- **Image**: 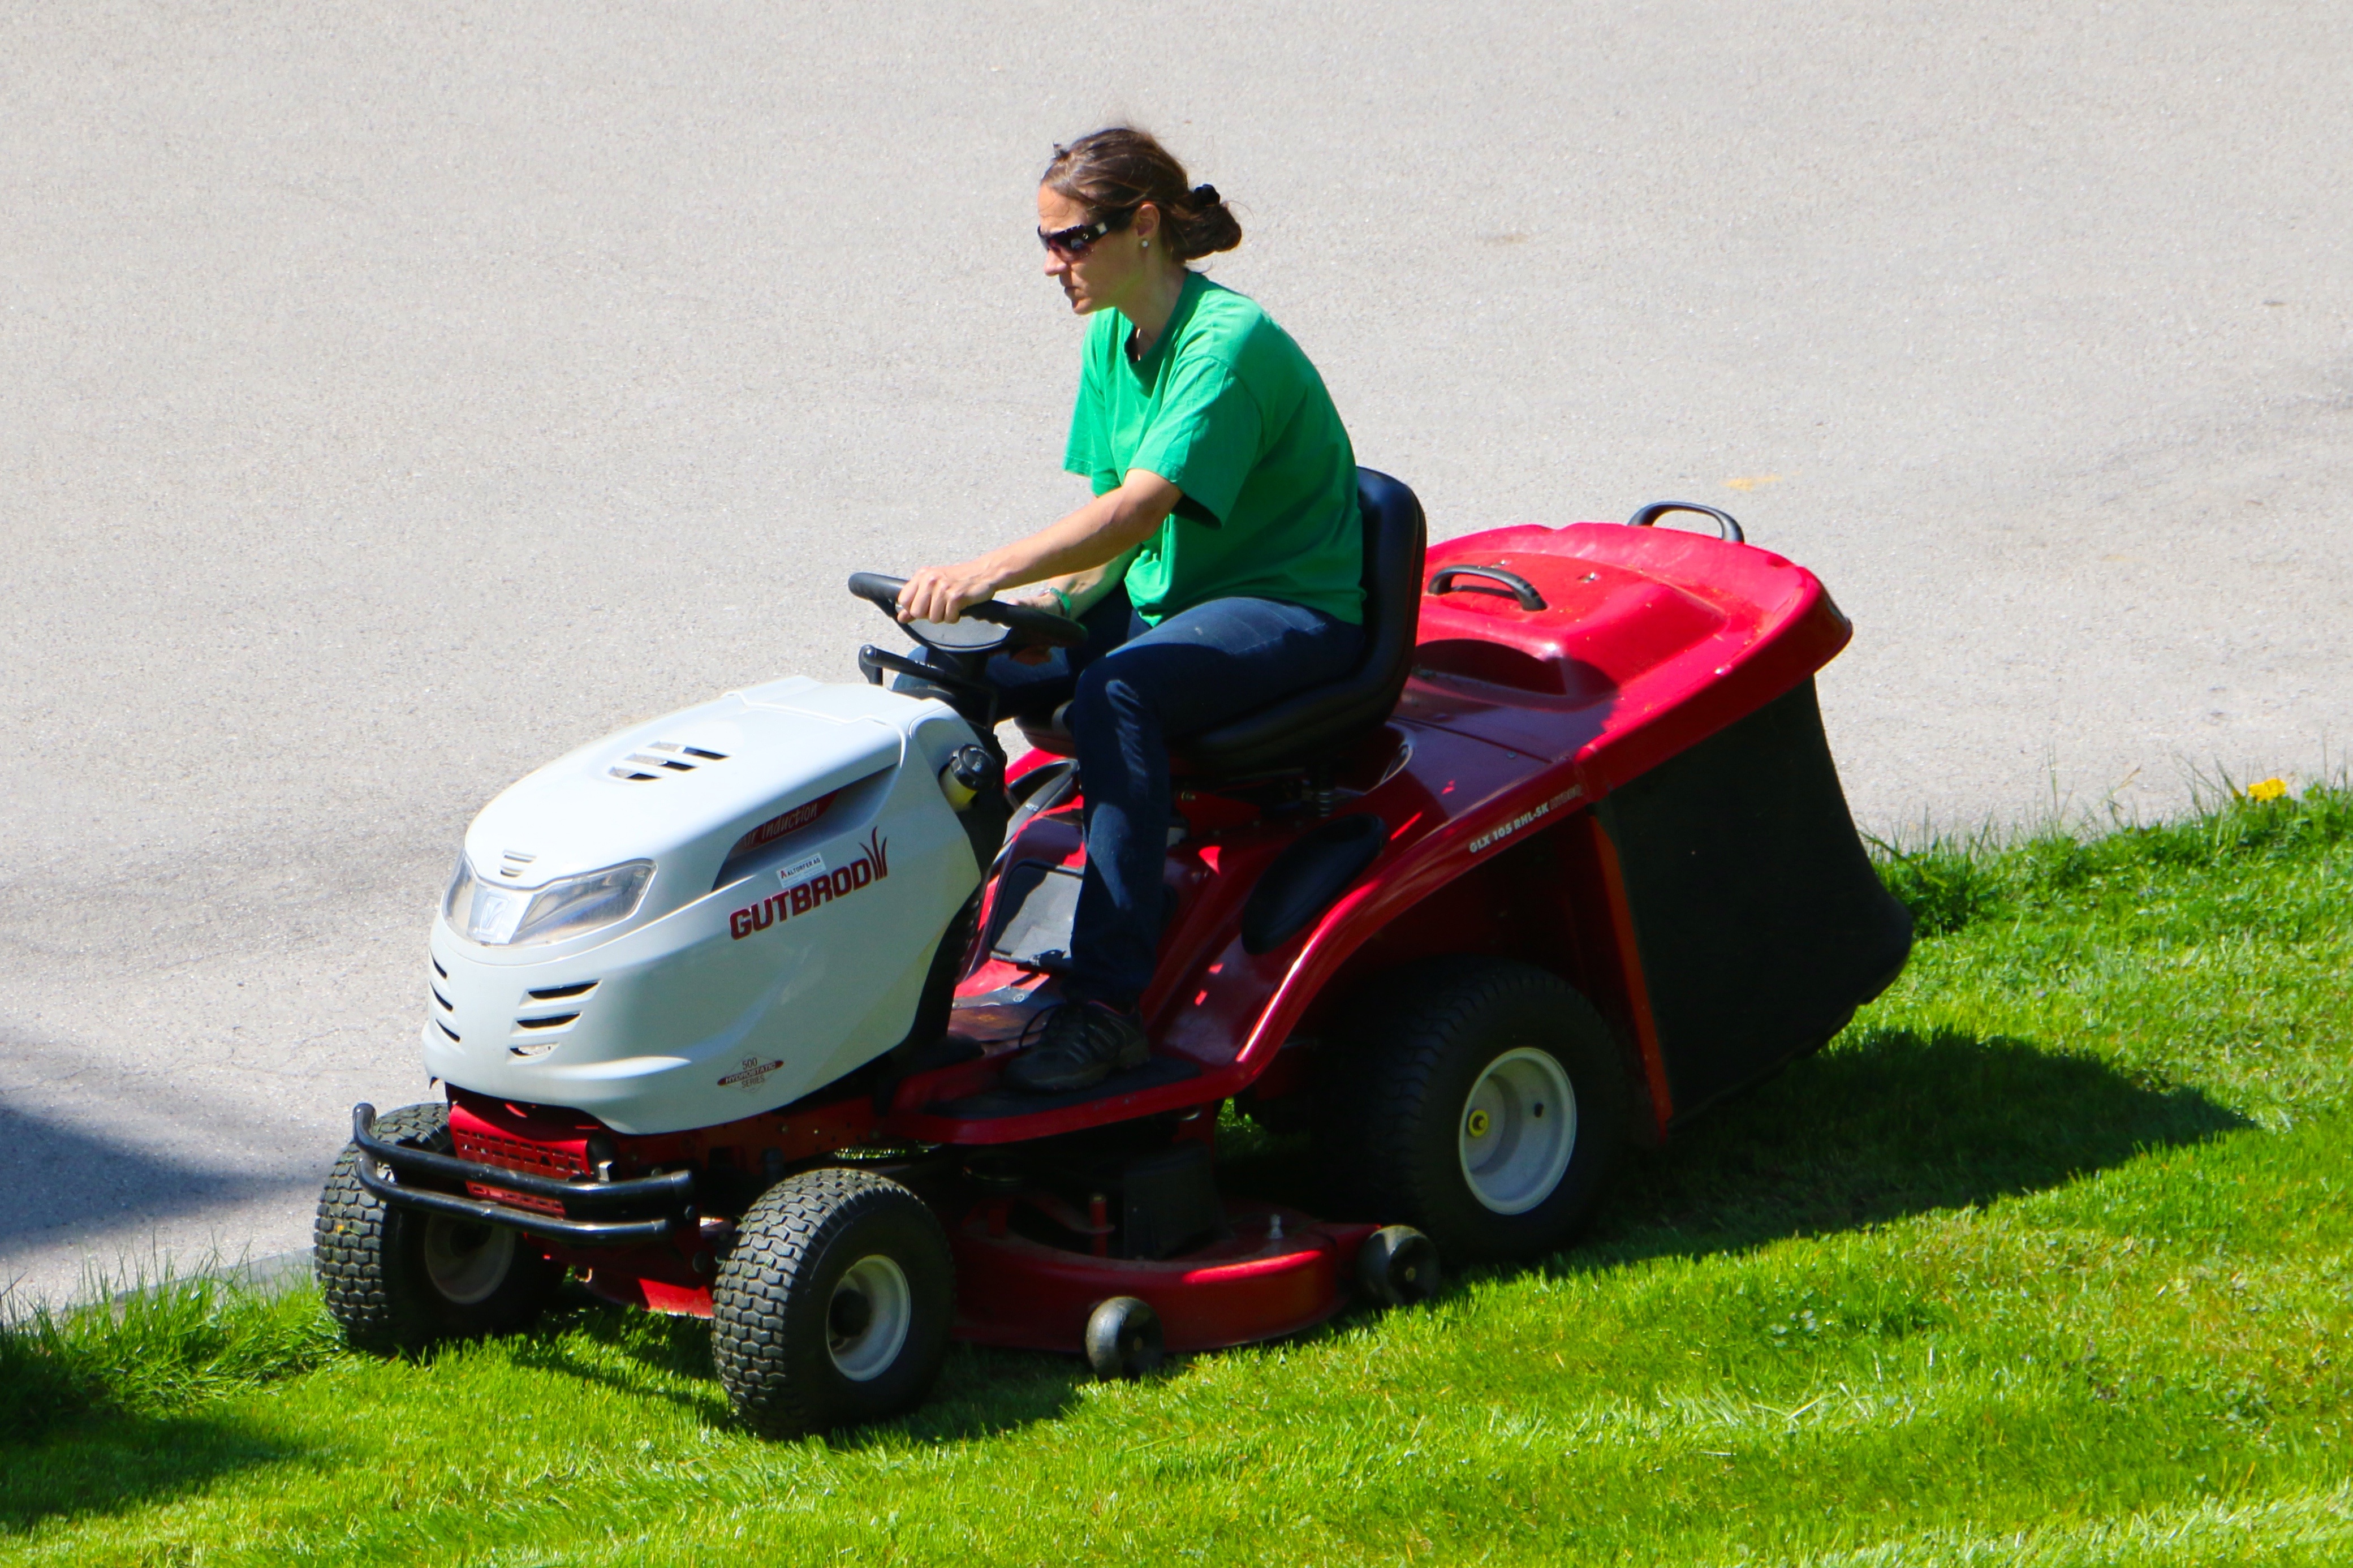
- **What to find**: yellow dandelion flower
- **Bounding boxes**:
[2247,777,2290,803]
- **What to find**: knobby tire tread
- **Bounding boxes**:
[314,1101,449,1352]
[1321,960,1500,1219]
[709,1166,950,1438]
[1316,955,1624,1262]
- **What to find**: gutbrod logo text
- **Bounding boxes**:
[729,829,890,940]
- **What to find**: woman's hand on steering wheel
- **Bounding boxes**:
[990,585,1056,662]
[998,583,1064,613]
[895,562,1001,625]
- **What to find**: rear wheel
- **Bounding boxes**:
[1316,957,1627,1263]
[710,1168,954,1438]
[314,1102,559,1350]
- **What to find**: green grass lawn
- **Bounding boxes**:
[6,785,2351,1565]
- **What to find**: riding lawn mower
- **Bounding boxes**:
[316,472,1912,1436]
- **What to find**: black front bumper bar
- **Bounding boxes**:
[351,1102,696,1248]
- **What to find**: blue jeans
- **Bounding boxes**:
[918,590,1363,1009]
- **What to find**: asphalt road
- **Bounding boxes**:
[5,1,2347,1309]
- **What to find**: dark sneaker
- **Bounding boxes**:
[1003,1000,1149,1094]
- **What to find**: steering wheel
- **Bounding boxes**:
[846,573,1088,654]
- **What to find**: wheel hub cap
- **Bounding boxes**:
[1458,1047,1578,1215]
[828,1254,912,1382]
[420,1217,516,1305]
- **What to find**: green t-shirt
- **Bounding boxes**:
[1063,272,1363,625]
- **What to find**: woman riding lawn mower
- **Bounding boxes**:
[316,131,1911,1437]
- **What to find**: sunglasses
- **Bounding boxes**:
[1037,208,1134,260]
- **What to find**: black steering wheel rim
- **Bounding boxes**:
[846,573,1089,652]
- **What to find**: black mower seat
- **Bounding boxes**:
[1016,468,1427,778]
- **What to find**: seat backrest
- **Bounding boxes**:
[1173,468,1427,777]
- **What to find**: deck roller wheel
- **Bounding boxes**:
[710,1168,954,1438]
[1084,1296,1165,1381]
[314,1101,558,1351]
[1357,1225,1442,1307]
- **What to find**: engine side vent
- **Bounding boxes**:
[525,981,598,1002]
[608,740,731,782]
[434,1017,460,1043]
[513,1013,579,1032]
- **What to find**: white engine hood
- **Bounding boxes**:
[463,676,907,919]
[424,675,987,1131]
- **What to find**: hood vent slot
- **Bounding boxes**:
[526,981,598,1002]
[513,1013,579,1032]
[434,1018,460,1043]
[608,740,731,782]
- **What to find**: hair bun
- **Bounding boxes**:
[1043,131,1241,259]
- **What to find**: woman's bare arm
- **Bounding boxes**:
[895,471,1179,624]
[1014,545,1140,618]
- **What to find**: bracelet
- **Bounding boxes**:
[1049,587,1073,617]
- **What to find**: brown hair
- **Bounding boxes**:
[1042,128,1242,263]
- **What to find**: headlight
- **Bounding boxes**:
[443,857,655,947]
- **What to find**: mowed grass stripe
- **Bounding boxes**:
[4,785,2348,1564]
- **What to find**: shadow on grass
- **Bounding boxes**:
[1588,1026,2248,1262]
[494,1287,725,1419]
[1225,1024,2249,1274]
[0,1271,337,1533]
[494,1283,1091,1448]
[0,1406,299,1536]
[846,1342,1088,1449]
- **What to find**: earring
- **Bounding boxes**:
[1141,239,1149,250]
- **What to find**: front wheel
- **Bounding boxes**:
[1316,958,1627,1263]
[710,1168,954,1438]
[314,1101,558,1350]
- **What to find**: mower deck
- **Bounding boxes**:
[953,1204,1378,1354]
